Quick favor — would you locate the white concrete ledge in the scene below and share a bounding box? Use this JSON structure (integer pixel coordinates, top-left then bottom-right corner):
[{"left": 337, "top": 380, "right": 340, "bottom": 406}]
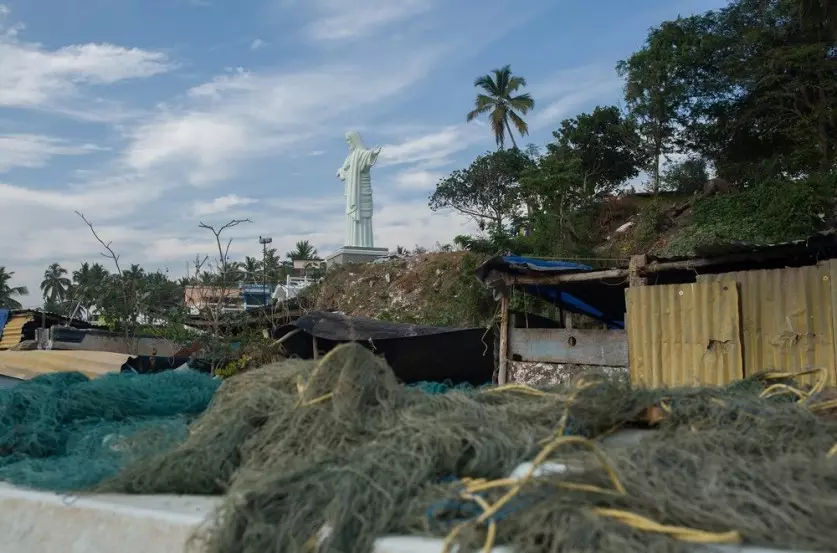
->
[{"left": 0, "top": 483, "right": 810, "bottom": 553}]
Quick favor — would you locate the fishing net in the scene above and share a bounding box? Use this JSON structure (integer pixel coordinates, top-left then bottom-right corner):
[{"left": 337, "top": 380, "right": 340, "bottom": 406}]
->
[
  {"left": 0, "top": 369, "right": 220, "bottom": 491},
  {"left": 96, "top": 343, "right": 837, "bottom": 552}
]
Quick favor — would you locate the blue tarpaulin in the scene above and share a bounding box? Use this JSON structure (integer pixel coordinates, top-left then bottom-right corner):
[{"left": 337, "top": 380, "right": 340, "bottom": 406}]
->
[
  {"left": 0, "top": 308, "right": 9, "bottom": 341},
  {"left": 475, "top": 256, "right": 625, "bottom": 329}
]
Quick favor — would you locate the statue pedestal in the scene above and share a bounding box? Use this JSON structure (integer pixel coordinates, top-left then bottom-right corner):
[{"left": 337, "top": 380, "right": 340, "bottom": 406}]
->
[{"left": 326, "top": 246, "right": 390, "bottom": 267}]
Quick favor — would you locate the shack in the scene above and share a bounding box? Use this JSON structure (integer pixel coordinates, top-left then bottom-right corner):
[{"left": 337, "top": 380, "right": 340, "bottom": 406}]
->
[
  {"left": 477, "top": 231, "right": 837, "bottom": 388},
  {"left": 0, "top": 309, "right": 95, "bottom": 351},
  {"left": 272, "top": 311, "right": 494, "bottom": 385}
]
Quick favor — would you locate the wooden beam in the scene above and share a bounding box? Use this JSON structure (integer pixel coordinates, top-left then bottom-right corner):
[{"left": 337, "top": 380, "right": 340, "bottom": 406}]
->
[
  {"left": 510, "top": 268, "right": 630, "bottom": 286},
  {"left": 629, "top": 254, "right": 648, "bottom": 287},
  {"left": 498, "top": 294, "right": 510, "bottom": 385}
]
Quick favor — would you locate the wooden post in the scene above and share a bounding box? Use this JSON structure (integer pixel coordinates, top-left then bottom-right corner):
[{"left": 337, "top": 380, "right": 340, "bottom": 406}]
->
[
  {"left": 628, "top": 254, "right": 648, "bottom": 287},
  {"left": 312, "top": 336, "right": 319, "bottom": 360},
  {"left": 498, "top": 294, "right": 510, "bottom": 385}
]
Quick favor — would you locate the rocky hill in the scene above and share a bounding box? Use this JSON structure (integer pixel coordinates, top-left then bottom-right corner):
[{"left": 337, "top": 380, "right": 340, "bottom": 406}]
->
[{"left": 301, "top": 252, "right": 496, "bottom": 328}]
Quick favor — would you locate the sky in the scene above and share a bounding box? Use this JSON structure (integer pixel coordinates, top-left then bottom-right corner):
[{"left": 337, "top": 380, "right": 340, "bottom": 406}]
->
[{"left": 0, "top": 0, "right": 730, "bottom": 307}]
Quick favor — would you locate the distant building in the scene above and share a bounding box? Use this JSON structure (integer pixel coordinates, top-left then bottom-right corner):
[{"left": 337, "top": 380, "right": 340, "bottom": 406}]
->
[{"left": 184, "top": 284, "right": 272, "bottom": 315}]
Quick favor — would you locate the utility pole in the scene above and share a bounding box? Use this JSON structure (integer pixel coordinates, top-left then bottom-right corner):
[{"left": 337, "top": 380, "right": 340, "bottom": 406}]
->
[{"left": 259, "top": 236, "right": 272, "bottom": 306}]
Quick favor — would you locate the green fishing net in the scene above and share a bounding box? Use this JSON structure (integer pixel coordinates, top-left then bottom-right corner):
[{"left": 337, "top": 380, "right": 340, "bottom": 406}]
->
[{"left": 0, "top": 369, "right": 220, "bottom": 491}]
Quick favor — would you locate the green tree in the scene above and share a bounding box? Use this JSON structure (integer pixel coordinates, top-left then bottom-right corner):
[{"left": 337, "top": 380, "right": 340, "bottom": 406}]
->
[
  {"left": 466, "top": 65, "right": 535, "bottom": 149},
  {"left": 286, "top": 240, "right": 318, "bottom": 261},
  {"left": 40, "top": 263, "right": 71, "bottom": 306},
  {"left": 548, "top": 106, "right": 644, "bottom": 195},
  {"left": 617, "top": 22, "right": 689, "bottom": 193},
  {"left": 429, "top": 149, "right": 533, "bottom": 235},
  {"left": 241, "top": 256, "right": 262, "bottom": 283},
  {"left": 0, "top": 267, "right": 28, "bottom": 309},
  {"left": 624, "top": 0, "right": 837, "bottom": 184},
  {"left": 662, "top": 158, "right": 709, "bottom": 194}
]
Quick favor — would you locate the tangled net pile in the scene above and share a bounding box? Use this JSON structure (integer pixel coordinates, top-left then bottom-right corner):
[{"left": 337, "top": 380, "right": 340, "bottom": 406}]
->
[
  {"left": 0, "top": 369, "right": 220, "bottom": 491},
  {"left": 96, "top": 343, "right": 837, "bottom": 553}
]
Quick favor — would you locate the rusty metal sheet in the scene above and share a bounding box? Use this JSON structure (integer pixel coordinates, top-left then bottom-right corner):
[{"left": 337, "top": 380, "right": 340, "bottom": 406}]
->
[
  {"left": 0, "top": 350, "right": 130, "bottom": 380},
  {"left": 626, "top": 281, "right": 744, "bottom": 387},
  {"left": 700, "top": 261, "right": 837, "bottom": 386},
  {"left": 0, "top": 314, "right": 31, "bottom": 350},
  {"left": 509, "top": 328, "right": 628, "bottom": 366}
]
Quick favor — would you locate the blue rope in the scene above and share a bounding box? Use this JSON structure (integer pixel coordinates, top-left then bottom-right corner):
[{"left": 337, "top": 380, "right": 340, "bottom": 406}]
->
[{"left": 425, "top": 479, "right": 546, "bottom": 530}]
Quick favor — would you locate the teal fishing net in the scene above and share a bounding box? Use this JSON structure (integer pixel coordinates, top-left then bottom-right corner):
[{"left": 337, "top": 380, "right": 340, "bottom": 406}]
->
[{"left": 0, "top": 369, "right": 220, "bottom": 491}]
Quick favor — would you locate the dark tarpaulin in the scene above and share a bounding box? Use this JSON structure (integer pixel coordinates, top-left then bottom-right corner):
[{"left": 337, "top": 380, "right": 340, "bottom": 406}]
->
[{"left": 273, "top": 311, "right": 494, "bottom": 385}]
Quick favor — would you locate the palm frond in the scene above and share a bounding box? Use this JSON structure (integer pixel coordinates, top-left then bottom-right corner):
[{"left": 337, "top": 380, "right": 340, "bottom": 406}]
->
[
  {"left": 473, "top": 75, "right": 500, "bottom": 96},
  {"left": 507, "top": 75, "right": 528, "bottom": 93},
  {"left": 491, "top": 107, "right": 508, "bottom": 148},
  {"left": 508, "top": 110, "right": 530, "bottom": 137},
  {"left": 509, "top": 93, "right": 535, "bottom": 113},
  {"left": 467, "top": 103, "right": 494, "bottom": 122}
]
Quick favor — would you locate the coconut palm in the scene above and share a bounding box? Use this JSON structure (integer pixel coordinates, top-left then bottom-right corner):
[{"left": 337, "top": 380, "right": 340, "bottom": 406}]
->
[
  {"left": 286, "top": 240, "right": 318, "bottom": 261},
  {"left": 41, "top": 263, "right": 71, "bottom": 305},
  {"left": 0, "top": 267, "right": 28, "bottom": 309},
  {"left": 242, "top": 256, "right": 263, "bottom": 283},
  {"left": 466, "top": 65, "right": 535, "bottom": 150}
]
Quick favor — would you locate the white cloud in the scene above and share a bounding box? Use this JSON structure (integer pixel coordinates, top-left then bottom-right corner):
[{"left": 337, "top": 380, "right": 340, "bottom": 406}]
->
[
  {"left": 0, "top": 134, "right": 104, "bottom": 171},
  {"left": 0, "top": 176, "right": 162, "bottom": 219},
  {"left": 193, "top": 194, "right": 257, "bottom": 216},
  {"left": 379, "top": 125, "right": 483, "bottom": 168},
  {"left": 250, "top": 38, "right": 266, "bottom": 50},
  {"left": 0, "top": 8, "right": 174, "bottom": 113},
  {"left": 529, "top": 65, "right": 623, "bottom": 131},
  {"left": 298, "top": 0, "right": 434, "bottom": 42},
  {"left": 393, "top": 169, "right": 444, "bottom": 191},
  {"left": 125, "top": 54, "right": 439, "bottom": 184}
]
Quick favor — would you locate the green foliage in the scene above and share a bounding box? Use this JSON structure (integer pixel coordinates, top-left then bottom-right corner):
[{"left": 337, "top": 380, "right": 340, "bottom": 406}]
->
[
  {"left": 548, "top": 106, "right": 644, "bottom": 194},
  {"left": 0, "top": 267, "right": 28, "bottom": 309},
  {"left": 40, "top": 263, "right": 71, "bottom": 306},
  {"left": 634, "top": 198, "right": 670, "bottom": 250},
  {"left": 666, "top": 174, "right": 834, "bottom": 255},
  {"left": 661, "top": 158, "right": 709, "bottom": 194},
  {"left": 286, "top": 240, "right": 318, "bottom": 261},
  {"left": 466, "top": 65, "right": 535, "bottom": 149},
  {"left": 429, "top": 148, "right": 533, "bottom": 234}
]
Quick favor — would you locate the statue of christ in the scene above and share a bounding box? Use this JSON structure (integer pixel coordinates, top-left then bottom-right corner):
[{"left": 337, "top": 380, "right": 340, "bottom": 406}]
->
[{"left": 336, "top": 131, "right": 381, "bottom": 248}]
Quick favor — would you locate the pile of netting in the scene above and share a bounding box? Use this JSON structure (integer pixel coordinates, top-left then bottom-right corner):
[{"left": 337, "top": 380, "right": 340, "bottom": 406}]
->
[
  {"left": 97, "top": 343, "right": 837, "bottom": 553},
  {"left": 0, "top": 369, "right": 220, "bottom": 491}
]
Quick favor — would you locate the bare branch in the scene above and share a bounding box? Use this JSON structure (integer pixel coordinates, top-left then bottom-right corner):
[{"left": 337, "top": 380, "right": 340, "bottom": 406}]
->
[{"left": 76, "top": 211, "right": 123, "bottom": 276}]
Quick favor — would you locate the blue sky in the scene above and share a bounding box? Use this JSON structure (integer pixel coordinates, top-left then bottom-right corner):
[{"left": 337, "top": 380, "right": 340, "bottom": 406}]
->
[{"left": 0, "top": 0, "right": 729, "bottom": 306}]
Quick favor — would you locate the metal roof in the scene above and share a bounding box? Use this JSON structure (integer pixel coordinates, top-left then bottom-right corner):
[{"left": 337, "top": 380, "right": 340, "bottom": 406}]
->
[{"left": 475, "top": 256, "right": 625, "bottom": 329}]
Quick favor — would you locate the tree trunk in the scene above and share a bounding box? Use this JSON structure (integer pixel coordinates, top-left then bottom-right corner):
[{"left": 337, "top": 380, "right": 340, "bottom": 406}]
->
[{"left": 505, "top": 118, "right": 519, "bottom": 150}]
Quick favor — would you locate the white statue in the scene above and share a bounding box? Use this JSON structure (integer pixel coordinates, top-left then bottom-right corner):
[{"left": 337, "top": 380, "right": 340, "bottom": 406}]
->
[{"left": 337, "top": 131, "right": 381, "bottom": 248}]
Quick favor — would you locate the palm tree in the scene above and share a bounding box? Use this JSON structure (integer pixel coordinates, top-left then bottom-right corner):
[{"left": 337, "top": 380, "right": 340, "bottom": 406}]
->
[
  {"left": 0, "top": 267, "right": 28, "bottom": 309},
  {"left": 242, "top": 256, "right": 262, "bottom": 283},
  {"left": 41, "top": 263, "right": 71, "bottom": 305},
  {"left": 466, "top": 65, "right": 535, "bottom": 150},
  {"left": 286, "top": 240, "right": 318, "bottom": 261}
]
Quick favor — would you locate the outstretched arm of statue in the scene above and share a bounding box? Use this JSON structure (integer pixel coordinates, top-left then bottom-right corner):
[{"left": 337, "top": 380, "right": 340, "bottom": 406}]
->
[{"left": 370, "top": 146, "right": 382, "bottom": 165}]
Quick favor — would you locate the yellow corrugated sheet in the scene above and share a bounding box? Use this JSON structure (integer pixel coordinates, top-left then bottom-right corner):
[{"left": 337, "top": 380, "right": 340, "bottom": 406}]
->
[
  {"left": 0, "top": 350, "right": 129, "bottom": 380},
  {"left": 0, "top": 314, "right": 32, "bottom": 350},
  {"left": 700, "top": 261, "right": 837, "bottom": 386},
  {"left": 626, "top": 281, "right": 744, "bottom": 387}
]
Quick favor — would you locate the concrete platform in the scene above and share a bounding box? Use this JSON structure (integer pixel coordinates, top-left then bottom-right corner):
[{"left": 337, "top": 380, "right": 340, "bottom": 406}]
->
[
  {"left": 326, "top": 246, "right": 389, "bottom": 266},
  {"left": 0, "top": 468, "right": 808, "bottom": 553}
]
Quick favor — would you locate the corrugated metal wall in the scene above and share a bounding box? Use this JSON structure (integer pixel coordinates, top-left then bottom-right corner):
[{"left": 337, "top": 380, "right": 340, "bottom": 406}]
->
[
  {"left": 0, "top": 314, "right": 31, "bottom": 350},
  {"left": 699, "top": 260, "right": 837, "bottom": 386},
  {"left": 626, "top": 281, "right": 744, "bottom": 387}
]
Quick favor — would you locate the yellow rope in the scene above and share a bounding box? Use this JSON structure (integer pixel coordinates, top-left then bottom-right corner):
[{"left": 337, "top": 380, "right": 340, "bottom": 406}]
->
[
  {"left": 592, "top": 508, "right": 742, "bottom": 544},
  {"left": 759, "top": 383, "right": 808, "bottom": 401},
  {"left": 828, "top": 443, "right": 837, "bottom": 458},
  {"left": 809, "top": 399, "right": 837, "bottom": 413},
  {"left": 483, "top": 384, "right": 559, "bottom": 398}
]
